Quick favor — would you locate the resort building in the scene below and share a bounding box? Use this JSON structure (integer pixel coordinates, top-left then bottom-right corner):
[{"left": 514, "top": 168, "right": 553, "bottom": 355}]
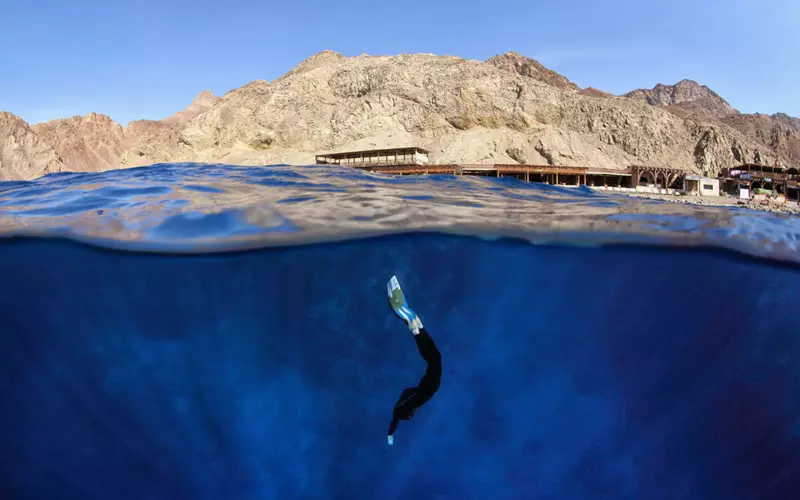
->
[
  {"left": 585, "top": 168, "right": 632, "bottom": 190},
  {"left": 719, "top": 163, "right": 795, "bottom": 202},
  {"left": 313, "top": 147, "right": 799, "bottom": 204},
  {"left": 315, "top": 147, "right": 430, "bottom": 167}
]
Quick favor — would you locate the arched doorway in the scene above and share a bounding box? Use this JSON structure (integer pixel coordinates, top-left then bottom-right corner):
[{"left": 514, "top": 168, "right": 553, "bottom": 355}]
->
[
  {"left": 639, "top": 171, "right": 655, "bottom": 186},
  {"left": 655, "top": 172, "right": 667, "bottom": 189}
]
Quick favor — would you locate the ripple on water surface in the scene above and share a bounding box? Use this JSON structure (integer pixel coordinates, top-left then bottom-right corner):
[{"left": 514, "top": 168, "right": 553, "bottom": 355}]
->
[{"left": 0, "top": 163, "right": 798, "bottom": 261}]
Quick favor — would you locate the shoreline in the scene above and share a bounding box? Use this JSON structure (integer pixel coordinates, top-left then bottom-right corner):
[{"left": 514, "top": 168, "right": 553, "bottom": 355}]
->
[{"left": 609, "top": 190, "right": 800, "bottom": 215}]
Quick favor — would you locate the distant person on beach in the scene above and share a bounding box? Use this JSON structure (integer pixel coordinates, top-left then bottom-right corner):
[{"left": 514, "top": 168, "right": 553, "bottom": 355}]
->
[{"left": 385, "top": 275, "right": 442, "bottom": 445}]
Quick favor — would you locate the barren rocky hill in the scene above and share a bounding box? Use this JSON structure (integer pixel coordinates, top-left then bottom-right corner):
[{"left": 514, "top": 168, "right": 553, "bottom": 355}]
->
[
  {"left": 21, "top": 91, "right": 223, "bottom": 176},
  {"left": 1, "top": 50, "right": 793, "bottom": 181},
  {"left": 624, "top": 80, "right": 738, "bottom": 119},
  {"left": 720, "top": 112, "right": 800, "bottom": 166},
  {"left": 31, "top": 112, "right": 126, "bottom": 174},
  {"left": 168, "top": 52, "right": 773, "bottom": 176},
  {"left": 0, "top": 112, "right": 65, "bottom": 181},
  {"left": 121, "top": 90, "right": 222, "bottom": 166},
  {"left": 624, "top": 80, "right": 800, "bottom": 167}
]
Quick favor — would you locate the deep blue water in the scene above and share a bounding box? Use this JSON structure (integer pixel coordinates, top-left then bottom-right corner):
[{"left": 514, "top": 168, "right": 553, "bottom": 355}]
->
[{"left": 1, "top": 164, "right": 800, "bottom": 499}]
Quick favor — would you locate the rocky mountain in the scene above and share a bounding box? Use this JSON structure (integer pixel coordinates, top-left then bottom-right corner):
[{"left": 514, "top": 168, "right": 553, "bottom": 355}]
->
[
  {"left": 0, "top": 51, "right": 790, "bottom": 181},
  {"left": 18, "top": 91, "right": 223, "bottom": 176},
  {"left": 31, "top": 112, "right": 126, "bottom": 173},
  {"left": 169, "top": 52, "right": 773, "bottom": 176},
  {"left": 624, "top": 79, "right": 738, "bottom": 119},
  {"left": 623, "top": 80, "right": 800, "bottom": 167},
  {"left": 0, "top": 112, "right": 65, "bottom": 181},
  {"left": 720, "top": 112, "right": 800, "bottom": 166}
]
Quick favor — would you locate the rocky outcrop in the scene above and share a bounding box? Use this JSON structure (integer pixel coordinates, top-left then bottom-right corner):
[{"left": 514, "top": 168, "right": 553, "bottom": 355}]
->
[
  {"left": 0, "top": 112, "right": 65, "bottom": 181},
  {"left": 622, "top": 80, "right": 800, "bottom": 167},
  {"left": 486, "top": 51, "right": 579, "bottom": 91},
  {"left": 277, "top": 50, "right": 345, "bottom": 82},
  {"left": 31, "top": 112, "right": 126, "bottom": 173},
  {"left": 120, "top": 90, "right": 221, "bottom": 167},
  {"left": 624, "top": 80, "right": 738, "bottom": 119},
  {"left": 120, "top": 119, "right": 183, "bottom": 167},
  {"left": 688, "top": 123, "right": 767, "bottom": 176},
  {"left": 720, "top": 112, "right": 800, "bottom": 166},
  {"left": 162, "top": 90, "right": 221, "bottom": 126},
  {"left": 579, "top": 87, "right": 613, "bottom": 98}
]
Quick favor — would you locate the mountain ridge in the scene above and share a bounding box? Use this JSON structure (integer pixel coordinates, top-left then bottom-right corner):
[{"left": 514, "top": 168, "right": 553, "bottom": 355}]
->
[
  {"left": 623, "top": 79, "right": 738, "bottom": 119},
  {"left": 0, "top": 50, "right": 795, "bottom": 181}
]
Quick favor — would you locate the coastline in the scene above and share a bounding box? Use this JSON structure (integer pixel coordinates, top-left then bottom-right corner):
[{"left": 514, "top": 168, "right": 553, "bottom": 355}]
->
[{"left": 609, "top": 190, "right": 800, "bottom": 215}]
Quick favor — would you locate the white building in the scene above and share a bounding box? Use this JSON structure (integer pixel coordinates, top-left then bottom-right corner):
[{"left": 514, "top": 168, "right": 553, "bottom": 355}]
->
[{"left": 683, "top": 175, "right": 720, "bottom": 197}]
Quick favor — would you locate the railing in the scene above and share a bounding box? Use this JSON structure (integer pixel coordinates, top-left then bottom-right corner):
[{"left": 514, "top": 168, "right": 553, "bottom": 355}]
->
[{"left": 318, "top": 158, "right": 429, "bottom": 167}]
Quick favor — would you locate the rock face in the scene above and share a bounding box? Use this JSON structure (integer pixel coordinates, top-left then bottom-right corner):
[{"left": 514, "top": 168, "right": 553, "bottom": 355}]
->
[
  {"left": 623, "top": 80, "right": 800, "bottom": 168},
  {"left": 15, "top": 91, "right": 224, "bottom": 174},
  {"left": 624, "top": 79, "right": 738, "bottom": 119},
  {"left": 0, "top": 112, "right": 65, "bottom": 181},
  {"left": 32, "top": 112, "right": 126, "bottom": 173},
  {"left": 120, "top": 119, "right": 182, "bottom": 167},
  {"left": 720, "top": 112, "right": 800, "bottom": 167},
  {"left": 1, "top": 51, "right": 795, "bottom": 180}
]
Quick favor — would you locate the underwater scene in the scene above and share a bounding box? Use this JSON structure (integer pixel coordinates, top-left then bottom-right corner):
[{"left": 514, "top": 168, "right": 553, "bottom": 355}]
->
[{"left": 1, "top": 164, "right": 799, "bottom": 499}]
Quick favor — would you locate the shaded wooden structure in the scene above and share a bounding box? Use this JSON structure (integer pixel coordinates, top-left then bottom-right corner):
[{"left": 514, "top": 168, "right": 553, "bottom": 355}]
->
[
  {"left": 585, "top": 167, "right": 632, "bottom": 188},
  {"left": 789, "top": 168, "right": 800, "bottom": 202},
  {"left": 718, "top": 163, "right": 799, "bottom": 201},
  {"left": 315, "top": 147, "right": 430, "bottom": 167},
  {"left": 629, "top": 165, "right": 686, "bottom": 189},
  {"left": 354, "top": 163, "right": 593, "bottom": 185},
  {"left": 315, "top": 147, "right": 764, "bottom": 194},
  {"left": 354, "top": 162, "right": 645, "bottom": 189},
  {"left": 494, "top": 164, "right": 588, "bottom": 185}
]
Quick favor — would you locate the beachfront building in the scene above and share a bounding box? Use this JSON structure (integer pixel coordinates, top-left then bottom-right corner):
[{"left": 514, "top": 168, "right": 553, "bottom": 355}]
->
[
  {"left": 493, "top": 164, "right": 588, "bottom": 185},
  {"left": 316, "top": 146, "right": 728, "bottom": 196},
  {"left": 683, "top": 175, "right": 720, "bottom": 197},
  {"left": 585, "top": 167, "right": 632, "bottom": 190},
  {"left": 788, "top": 168, "right": 800, "bottom": 203},
  {"left": 315, "top": 147, "right": 430, "bottom": 167},
  {"left": 500, "top": 165, "right": 635, "bottom": 189},
  {"left": 316, "top": 147, "right": 637, "bottom": 188},
  {"left": 719, "top": 163, "right": 789, "bottom": 201}
]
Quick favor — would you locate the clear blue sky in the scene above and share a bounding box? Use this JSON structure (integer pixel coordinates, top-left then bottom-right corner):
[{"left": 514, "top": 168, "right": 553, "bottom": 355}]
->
[{"left": 2, "top": 0, "right": 798, "bottom": 125}]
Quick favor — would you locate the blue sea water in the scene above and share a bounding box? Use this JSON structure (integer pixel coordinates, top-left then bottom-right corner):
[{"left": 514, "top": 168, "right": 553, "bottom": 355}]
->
[{"left": 1, "top": 163, "right": 800, "bottom": 499}]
